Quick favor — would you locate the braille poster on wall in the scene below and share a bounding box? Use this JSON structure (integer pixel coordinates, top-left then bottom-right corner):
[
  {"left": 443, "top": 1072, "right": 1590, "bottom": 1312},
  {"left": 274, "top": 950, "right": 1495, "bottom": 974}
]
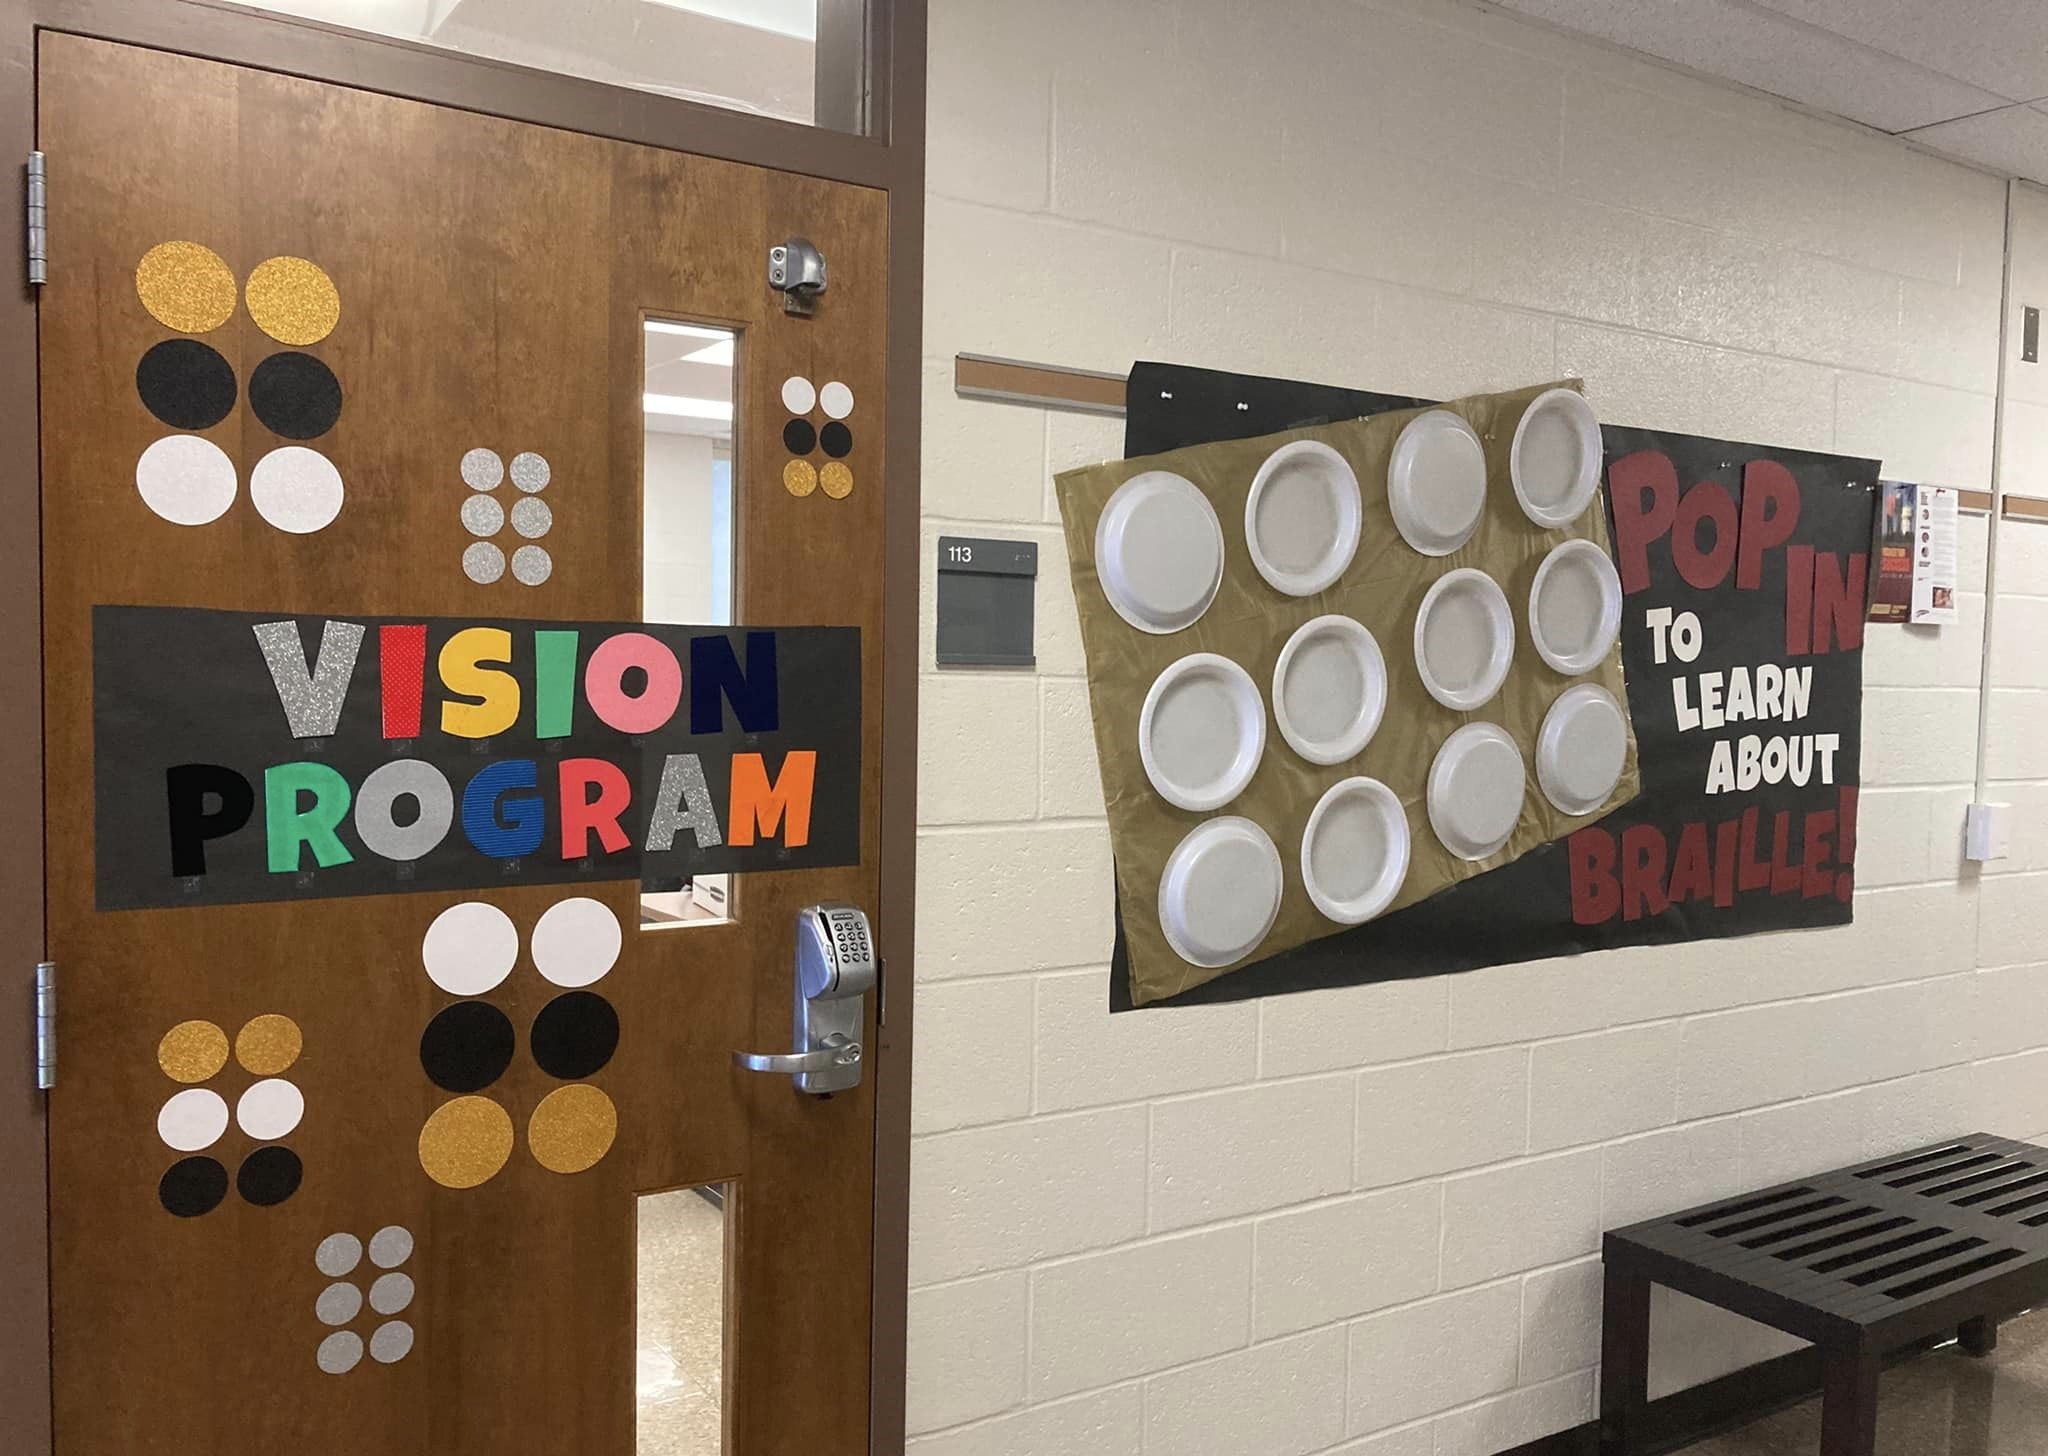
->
[
  {"left": 1100, "top": 362, "right": 1878, "bottom": 1010},
  {"left": 92, "top": 607, "right": 861, "bottom": 910}
]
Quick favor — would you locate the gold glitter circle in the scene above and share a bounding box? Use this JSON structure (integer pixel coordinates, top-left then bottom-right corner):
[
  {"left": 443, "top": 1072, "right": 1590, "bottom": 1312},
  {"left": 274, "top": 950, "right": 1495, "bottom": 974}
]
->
[
  {"left": 527, "top": 1084, "right": 617, "bottom": 1175},
  {"left": 418, "top": 1095, "right": 514, "bottom": 1190},
  {"left": 820, "top": 462, "right": 854, "bottom": 500},
  {"left": 135, "top": 242, "right": 237, "bottom": 334},
  {"left": 245, "top": 256, "right": 340, "bottom": 346},
  {"left": 782, "top": 459, "right": 818, "bottom": 498},
  {"left": 235, "top": 1013, "right": 302, "bottom": 1075},
  {"left": 157, "top": 1020, "right": 229, "bottom": 1083}
]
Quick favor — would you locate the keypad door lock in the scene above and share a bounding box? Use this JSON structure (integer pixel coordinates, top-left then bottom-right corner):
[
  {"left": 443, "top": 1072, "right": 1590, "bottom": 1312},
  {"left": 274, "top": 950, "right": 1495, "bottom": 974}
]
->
[{"left": 734, "top": 903, "right": 875, "bottom": 1094}]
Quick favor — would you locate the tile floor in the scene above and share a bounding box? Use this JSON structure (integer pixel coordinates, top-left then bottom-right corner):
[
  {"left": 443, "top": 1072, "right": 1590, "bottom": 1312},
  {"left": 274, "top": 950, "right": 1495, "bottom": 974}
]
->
[
  {"left": 1686, "top": 1307, "right": 2048, "bottom": 1454},
  {"left": 636, "top": 1186, "right": 727, "bottom": 1455}
]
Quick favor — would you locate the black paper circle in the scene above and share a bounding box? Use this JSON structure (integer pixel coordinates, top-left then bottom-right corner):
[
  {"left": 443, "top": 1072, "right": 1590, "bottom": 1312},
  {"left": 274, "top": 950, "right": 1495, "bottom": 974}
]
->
[
  {"left": 159, "top": 1155, "right": 229, "bottom": 1217},
  {"left": 135, "top": 339, "right": 237, "bottom": 430},
  {"left": 236, "top": 1146, "right": 303, "bottom": 1207},
  {"left": 820, "top": 421, "right": 853, "bottom": 459},
  {"left": 419, "top": 1000, "right": 516, "bottom": 1093},
  {"left": 248, "top": 351, "right": 343, "bottom": 440},
  {"left": 529, "top": 991, "right": 619, "bottom": 1081},
  {"left": 782, "top": 417, "right": 817, "bottom": 455}
]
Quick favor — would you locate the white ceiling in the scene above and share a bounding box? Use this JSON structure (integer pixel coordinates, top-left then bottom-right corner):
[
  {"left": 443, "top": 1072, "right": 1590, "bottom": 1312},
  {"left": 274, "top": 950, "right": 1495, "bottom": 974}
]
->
[{"left": 1494, "top": 0, "right": 2048, "bottom": 183}]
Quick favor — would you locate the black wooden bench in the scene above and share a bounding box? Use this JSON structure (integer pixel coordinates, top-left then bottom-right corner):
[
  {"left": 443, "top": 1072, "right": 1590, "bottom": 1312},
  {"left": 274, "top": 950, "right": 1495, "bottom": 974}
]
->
[{"left": 1600, "top": 1132, "right": 2048, "bottom": 1455}]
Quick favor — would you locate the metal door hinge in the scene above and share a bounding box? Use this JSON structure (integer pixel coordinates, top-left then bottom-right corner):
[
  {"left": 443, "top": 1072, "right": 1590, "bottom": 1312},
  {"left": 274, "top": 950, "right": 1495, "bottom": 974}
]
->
[
  {"left": 26, "top": 151, "right": 47, "bottom": 286},
  {"left": 34, "top": 961, "right": 54, "bottom": 1090}
]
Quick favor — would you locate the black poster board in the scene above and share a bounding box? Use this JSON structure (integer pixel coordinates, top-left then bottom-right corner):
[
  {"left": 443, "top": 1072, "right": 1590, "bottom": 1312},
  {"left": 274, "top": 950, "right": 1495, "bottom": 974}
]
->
[
  {"left": 1109, "top": 362, "right": 1878, "bottom": 1010},
  {"left": 94, "top": 606, "right": 862, "bottom": 911}
]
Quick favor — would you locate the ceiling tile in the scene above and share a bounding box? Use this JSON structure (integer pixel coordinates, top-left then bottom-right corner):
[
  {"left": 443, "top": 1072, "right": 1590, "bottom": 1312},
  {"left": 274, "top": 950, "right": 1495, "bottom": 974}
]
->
[
  {"left": 1903, "top": 104, "right": 2048, "bottom": 184},
  {"left": 1746, "top": 0, "right": 2048, "bottom": 106},
  {"left": 1494, "top": 0, "right": 2012, "bottom": 132}
]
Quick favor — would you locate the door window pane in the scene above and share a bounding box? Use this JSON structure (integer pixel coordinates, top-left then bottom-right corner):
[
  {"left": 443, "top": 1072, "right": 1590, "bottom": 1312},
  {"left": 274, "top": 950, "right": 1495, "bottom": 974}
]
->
[
  {"left": 241, "top": 1, "right": 861, "bottom": 131},
  {"left": 638, "top": 1184, "right": 729, "bottom": 1455},
  {"left": 640, "top": 320, "right": 737, "bottom": 930}
]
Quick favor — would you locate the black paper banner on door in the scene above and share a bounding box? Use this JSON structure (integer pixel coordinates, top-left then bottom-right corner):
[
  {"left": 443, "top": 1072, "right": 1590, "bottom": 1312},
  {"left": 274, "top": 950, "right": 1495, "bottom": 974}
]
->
[
  {"left": 93, "top": 606, "right": 862, "bottom": 911},
  {"left": 1109, "top": 362, "right": 1877, "bottom": 1011}
]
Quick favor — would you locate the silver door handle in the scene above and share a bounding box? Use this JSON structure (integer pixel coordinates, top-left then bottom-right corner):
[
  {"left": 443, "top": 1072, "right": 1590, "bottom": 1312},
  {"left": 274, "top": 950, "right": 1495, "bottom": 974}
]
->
[{"left": 733, "top": 1032, "right": 862, "bottom": 1077}]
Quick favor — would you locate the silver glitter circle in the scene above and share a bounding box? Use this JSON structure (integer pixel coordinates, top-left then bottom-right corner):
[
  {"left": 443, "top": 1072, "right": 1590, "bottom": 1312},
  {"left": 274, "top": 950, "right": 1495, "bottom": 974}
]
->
[
  {"left": 460, "top": 493, "right": 505, "bottom": 538},
  {"left": 463, "top": 541, "right": 506, "bottom": 585},
  {"left": 316, "top": 1330, "right": 364, "bottom": 1375},
  {"left": 369, "top": 1320, "right": 415, "bottom": 1364},
  {"left": 368, "top": 1272, "right": 415, "bottom": 1315},
  {"left": 368, "top": 1225, "right": 413, "bottom": 1269},
  {"left": 509, "top": 451, "right": 550, "bottom": 493},
  {"left": 510, "top": 496, "right": 552, "bottom": 539},
  {"left": 511, "top": 545, "right": 552, "bottom": 586},
  {"left": 314, "top": 1231, "right": 362, "bottom": 1278},
  {"left": 461, "top": 447, "right": 504, "bottom": 491},
  {"left": 315, "top": 1281, "right": 363, "bottom": 1326}
]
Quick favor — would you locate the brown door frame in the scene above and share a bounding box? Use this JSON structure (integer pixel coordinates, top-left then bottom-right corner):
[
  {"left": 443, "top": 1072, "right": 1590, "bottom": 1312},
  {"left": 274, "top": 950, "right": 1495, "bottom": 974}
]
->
[{"left": 0, "top": 2, "right": 923, "bottom": 1451}]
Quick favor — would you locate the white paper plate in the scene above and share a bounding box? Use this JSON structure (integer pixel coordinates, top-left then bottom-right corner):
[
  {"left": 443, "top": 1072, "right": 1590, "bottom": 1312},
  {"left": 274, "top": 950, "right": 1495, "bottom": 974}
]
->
[
  {"left": 1158, "top": 816, "right": 1284, "bottom": 967},
  {"left": 1096, "top": 470, "right": 1225, "bottom": 634},
  {"left": 1528, "top": 537, "right": 1623, "bottom": 675},
  {"left": 1244, "top": 440, "right": 1361, "bottom": 596},
  {"left": 1272, "top": 615, "right": 1387, "bottom": 765},
  {"left": 1537, "top": 684, "right": 1628, "bottom": 815},
  {"left": 1428, "top": 722, "right": 1526, "bottom": 861},
  {"left": 1300, "top": 777, "right": 1410, "bottom": 925},
  {"left": 1139, "top": 653, "right": 1267, "bottom": 811},
  {"left": 1413, "top": 568, "right": 1515, "bottom": 710},
  {"left": 1387, "top": 410, "right": 1487, "bottom": 556},
  {"left": 1510, "top": 388, "right": 1602, "bottom": 528}
]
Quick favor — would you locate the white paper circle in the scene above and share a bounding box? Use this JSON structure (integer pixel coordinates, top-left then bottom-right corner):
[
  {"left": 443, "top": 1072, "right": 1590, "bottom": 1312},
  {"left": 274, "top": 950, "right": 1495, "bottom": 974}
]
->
[
  {"left": 237, "top": 1077, "right": 305, "bottom": 1141},
  {"left": 317, "top": 1331, "right": 364, "bottom": 1375},
  {"left": 1244, "top": 440, "right": 1361, "bottom": 595},
  {"left": 510, "top": 496, "right": 553, "bottom": 539},
  {"left": 463, "top": 541, "right": 506, "bottom": 584},
  {"left": 1158, "top": 816, "right": 1283, "bottom": 967},
  {"left": 1538, "top": 684, "right": 1629, "bottom": 815},
  {"left": 1528, "top": 538, "right": 1622, "bottom": 675},
  {"left": 1095, "top": 471, "right": 1224, "bottom": 634},
  {"left": 369, "top": 1320, "right": 414, "bottom": 1364},
  {"left": 509, "top": 451, "right": 551, "bottom": 493},
  {"left": 531, "top": 896, "right": 623, "bottom": 987},
  {"left": 1272, "top": 615, "right": 1386, "bottom": 765},
  {"left": 250, "top": 446, "right": 344, "bottom": 534},
  {"left": 1414, "top": 568, "right": 1515, "bottom": 711},
  {"left": 315, "top": 1232, "right": 363, "bottom": 1277},
  {"left": 511, "top": 544, "right": 553, "bottom": 586},
  {"left": 316, "top": 1281, "right": 363, "bottom": 1326},
  {"left": 460, "top": 493, "right": 505, "bottom": 538},
  {"left": 1138, "top": 653, "right": 1267, "bottom": 812},
  {"left": 461, "top": 447, "right": 505, "bottom": 491},
  {"left": 369, "top": 1272, "right": 415, "bottom": 1315},
  {"left": 369, "top": 1225, "right": 414, "bottom": 1268},
  {"left": 1511, "top": 388, "right": 1602, "bottom": 528},
  {"left": 1428, "top": 723, "right": 1526, "bottom": 861},
  {"left": 136, "top": 434, "right": 237, "bottom": 526},
  {"left": 1301, "top": 777, "right": 1411, "bottom": 924},
  {"left": 820, "top": 381, "right": 854, "bottom": 420},
  {"left": 781, "top": 376, "right": 817, "bottom": 414},
  {"left": 157, "top": 1088, "right": 230, "bottom": 1152},
  {"left": 421, "top": 901, "right": 519, "bottom": 995},
  {"left": 1387, "top": 410, "right": 1487, "bottom": 556}
]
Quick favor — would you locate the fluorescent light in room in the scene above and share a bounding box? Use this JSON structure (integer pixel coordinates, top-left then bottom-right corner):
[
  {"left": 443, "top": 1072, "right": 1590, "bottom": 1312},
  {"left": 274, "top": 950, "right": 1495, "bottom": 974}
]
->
[
  {"left": 645, "top": 320, "right": 732, "bottom": 341},
  {"left": 640, "top": 0, "right": 816, "bottom": 41},
  {"left": 644, "top": 393, "right": 735, "bottom": 421},
  {"left": 682, "top": 337, "right": 736, "bottom": 366}
]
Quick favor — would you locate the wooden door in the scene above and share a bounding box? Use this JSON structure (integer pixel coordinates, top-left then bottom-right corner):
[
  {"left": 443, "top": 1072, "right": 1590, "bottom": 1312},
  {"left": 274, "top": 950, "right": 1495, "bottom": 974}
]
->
[{"left": 38, "top": 31, "right": 887, "bottom": 1455}]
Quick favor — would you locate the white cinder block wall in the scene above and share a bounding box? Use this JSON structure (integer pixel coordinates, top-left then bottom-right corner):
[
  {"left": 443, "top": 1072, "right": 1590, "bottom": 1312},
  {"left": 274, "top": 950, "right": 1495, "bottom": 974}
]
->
[{"left": 908, "top": 0, "right": 2048, "bottom": 1451}]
